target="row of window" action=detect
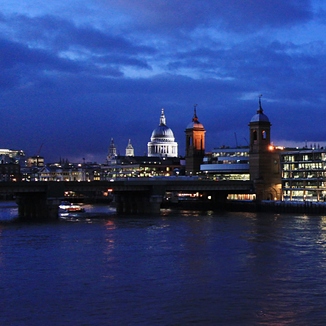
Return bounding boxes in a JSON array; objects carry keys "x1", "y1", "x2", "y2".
[
  {"x1": 282, "y1": 153, "x2": 326, "y2": 162},
  {"x1": 282, "y1": 162, "x2": 325, "y2": 170}
]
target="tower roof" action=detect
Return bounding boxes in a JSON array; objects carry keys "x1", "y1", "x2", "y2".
[
  {"x1": 186, "y1": 104, "x2": 205, "y2": 129},
  {"x1": 250, "y1": 95, "x2": 270, "y2": 123}
]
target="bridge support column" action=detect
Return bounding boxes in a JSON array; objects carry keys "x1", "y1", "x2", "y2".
[
  {"x1": 149, "y1": 195, "x2": 163, "y2": 214},
  {"x1": 211, "y1": 191, "x2": 228, "y2": 210},
  {"x1": 46, "y1": 198, "x2": 62, "y2": 220},
  {"x1": 16, "y1": 194, "x2": 61, "y2": 221},
  {"x1": 114, "y1": 192, "x2": 163, "y2": 215}
]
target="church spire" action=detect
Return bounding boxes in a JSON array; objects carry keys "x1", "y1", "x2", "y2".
[
  {"x1": 108, "y1": 138, "x2": 117, "y2": 157},
  {"x1": 159, "y1": 108, "x2": 166, "y2": 126},
  {"x1": 257, "y1": 94, "x2": 263, "y2": 114},
  {"x1": 192, "y1": 104, "x2": 199, "y2": 122}
]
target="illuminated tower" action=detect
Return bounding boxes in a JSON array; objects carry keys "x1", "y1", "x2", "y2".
[
  {"x1": 249, "y1": 95, "x2": 281, "y2": 200},
  {"x1": 107, "y1": 138, "x2": 117, "y2": 163},
  {"x1": 125, "y1": 139, "x2": 134, "y2": 157},
  {"x1": 185, "y1": 105, "x2": 206, "y2": 175}
]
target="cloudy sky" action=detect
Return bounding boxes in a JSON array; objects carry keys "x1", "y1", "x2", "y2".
[{"x1": 1, "y1": 0, "x2": 326, "y2": 163}]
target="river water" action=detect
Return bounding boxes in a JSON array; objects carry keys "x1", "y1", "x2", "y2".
[{"x1": 1, "y1": 202, "x2": 326, "y2": 325}]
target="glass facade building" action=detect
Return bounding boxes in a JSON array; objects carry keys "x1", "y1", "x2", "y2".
[{"x1": 281, "y1": 148, "x2": 326, "y2": 201}]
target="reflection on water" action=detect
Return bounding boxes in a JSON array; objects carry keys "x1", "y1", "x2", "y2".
[
  {"x1": 1, "y1": 203, "x2": 326, "y2": 324},
  {"x1": 0, "y1": 201, "x2": 18, "y2": 221}
]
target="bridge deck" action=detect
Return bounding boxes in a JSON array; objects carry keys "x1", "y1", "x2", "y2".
[{"x1": 0, "y1": 179, "x2": 254, "y2": 194}]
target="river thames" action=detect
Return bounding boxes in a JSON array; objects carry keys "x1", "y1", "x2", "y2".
[{"x1": 1, "y1": 202, "x2": 326, "y2": 325}]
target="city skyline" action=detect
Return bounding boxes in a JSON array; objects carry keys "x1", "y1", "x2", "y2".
[{"x1": 1, "y1": 1, "x2": 326, "y2": 163}]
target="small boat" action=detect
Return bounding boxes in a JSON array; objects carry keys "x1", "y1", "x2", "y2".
[{"x1": 59, "y1": 201, "x2": 86, "y2": 218}]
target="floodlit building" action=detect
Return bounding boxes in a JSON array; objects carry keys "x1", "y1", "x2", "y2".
[
  {"x1": 107, "y1": 138, "x2": 118, "y2": 163},
  {"x1": 147, "y1": 109, "x2": 178, "y2": 157},
  {"x1": 125, "y1": 139, "x2": 134, "y2": 156},
  {"x1": 185, "y1": 105, "x2": 206, "y2": 175}
]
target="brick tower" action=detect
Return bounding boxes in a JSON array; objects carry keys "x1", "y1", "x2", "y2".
[
  {"x1": 249, "y1": 96, "x2": 282, "y2": 200},
  {"x1": 185, "y1": 105, "x2": 206, "y2": 175}
]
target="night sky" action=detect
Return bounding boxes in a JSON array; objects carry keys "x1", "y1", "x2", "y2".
[{"x1": 1, "y1": 1, "x2": 326, "y2": 163}]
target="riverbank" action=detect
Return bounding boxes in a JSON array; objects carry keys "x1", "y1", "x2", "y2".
[{"x1": 226, "y1": 200, "x2": 326, "y2": 215}]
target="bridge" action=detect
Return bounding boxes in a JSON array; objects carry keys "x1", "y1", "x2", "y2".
[{"x1": 0, "y1": 178, "x2": 254, "y2": 220}]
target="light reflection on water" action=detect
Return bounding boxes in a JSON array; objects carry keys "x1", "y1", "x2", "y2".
[
  {"x1": 1, "y1": 203, "x2": 326, "y2": 324},
  {"x1": 0, "y1": 201, "x2": 18, "y2": 221}
]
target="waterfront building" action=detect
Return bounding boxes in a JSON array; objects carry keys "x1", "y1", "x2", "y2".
[
  {"x1": 281, "y1": 146, "x2": 326, "y2": 201},
  {"x1": 22, "y1": 161, "x2": 103, "y2": 182},
  {"x1": 185, "y1": 105, "x2": 206, "y2": 175},
  {"x1": 36, "y1": 163, "x2": 84, "y2": 182},
  {"x1": 200, "y1": 146, "x2": 250, "y2": 181},
  {"x1": 147, "y1": 109, "x2": 178, "y2": 157}
]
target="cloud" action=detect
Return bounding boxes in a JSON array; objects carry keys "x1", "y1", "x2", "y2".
[{"x1": 103, "y1": 0, "x2": 313, "y2": 33}]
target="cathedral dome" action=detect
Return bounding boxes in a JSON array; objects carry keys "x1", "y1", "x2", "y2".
[
  {"x1": 151, "y1": 125, "x2": 175, "y2": 140},
  {"x1": 150, "y1": 109, "x2": 175, "y2": 141},
  {"x1": 147, "y1": 108, "x2": 178, "y2": 157}
]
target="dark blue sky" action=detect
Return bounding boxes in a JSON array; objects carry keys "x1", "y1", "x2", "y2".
[{"x1": 1, "y1": 1, "x2": 326, "y2": 163}]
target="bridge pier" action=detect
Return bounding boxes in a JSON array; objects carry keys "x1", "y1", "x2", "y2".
[
  {"x1": 115, "y1": 192, "x2": 163, "y2": 215},
  {"x1": 149, "y1": 195, "x2": 163, "y2": 214},
  {"x1": 211, "y1": 191, "x2": 228, "y2": 210},
  {"x1": 15, "y1": 182, "x2": 65, "y2": 221},
  {"x1": 16, "y1": 194, "x2": 62, "y2": 221}
]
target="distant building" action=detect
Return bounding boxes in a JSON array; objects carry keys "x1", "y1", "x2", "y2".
[
  {"x1": 0, "y1": 148, "x2": 25, "y2": 166},
  {"x1": 107, "y1": 138, "x2": 117, "y2": 163},
  {"x1": 0, "y1": 163, "x2": 21, "y2": 182},
  {"x1": 0, "y1": 149, "x2": 25, "y2": 181},
  {"x1": 26, "y1": 156, "x2": 45, "y2": 167},
  {"x1": 104, "y1": 155, "x2": 184, "y2": 179},
  {"x1": 33, "y1": 162, "x2": 103, "y2": 182},
  {"x1": 125, "y1": 139, "x2": 134, "y2": 157},
  {"x1": 147, "y1": 109, "x2": 178, "y2": 157}
]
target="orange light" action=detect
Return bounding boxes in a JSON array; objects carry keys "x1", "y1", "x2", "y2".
[{"x1": 268, "y1": 145, "x2": 274, "y2": 151}]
